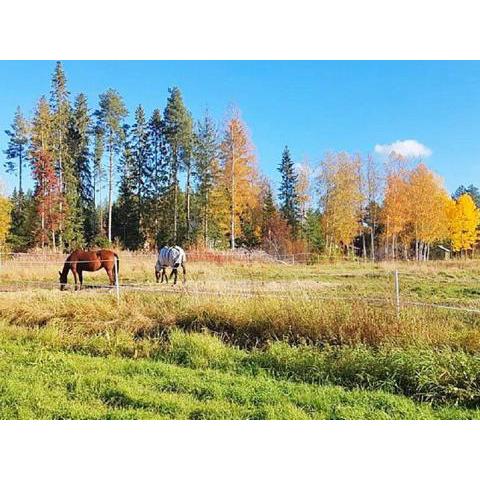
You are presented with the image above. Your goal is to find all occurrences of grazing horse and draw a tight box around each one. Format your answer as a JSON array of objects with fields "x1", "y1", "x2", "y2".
[
  {"x1": 155, "y1": 246, "x2": 186, "y2": 285},
  {"x1": 59, "y1": 249, "x2": 119, "y2": 291}
]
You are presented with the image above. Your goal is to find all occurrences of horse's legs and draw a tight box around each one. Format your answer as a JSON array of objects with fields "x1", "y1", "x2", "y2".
[
  {"x1": 155, "y1": 268, "x2": 160, "y2": 283},
  {"x1": 78, "y1": 270, "x2": 83, "y2": 290},
  {"x1": 105, "y1": 266, "x2": 114, "y2": 286},
  {"x1": 182, "y1": 263, "x2": 186, "y2": 284},
  {"x1": 163, "y1": 267, "x2": 168, "y2": 284},
  {"x1": 170, "y1": 268, "x2": 178, "y2": 285},
  {"x1": 72, "y1": 269, "x2": 79, "y2": 291}
]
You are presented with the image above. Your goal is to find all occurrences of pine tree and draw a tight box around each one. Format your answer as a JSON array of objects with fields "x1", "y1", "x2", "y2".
[
  {"x1": 69, "y1": 93, "x2": 94, "y2": 245},
  {"x1": 194, "y1": 112, "x2": 220, "y2": 246},
  {"x1": 4, "y1": 107, "x2": 29, "y2": 194},
  {"x1": 95, "y1": 89, "x2": 128, "y2": 242},
  {"x1": 278, "y1": 146, "x2": 300, "y2": 235},
  {"x1": 93, "y1": 125, "x2": 106, "y2": 239},
  {"x1": 163, "y1": 87, "x2": 192, "y2": 243}
]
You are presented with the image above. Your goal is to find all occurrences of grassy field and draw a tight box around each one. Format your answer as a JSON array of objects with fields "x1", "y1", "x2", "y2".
[{"x1": 1, "y1": 257, "x2": 480, "y2": 419}]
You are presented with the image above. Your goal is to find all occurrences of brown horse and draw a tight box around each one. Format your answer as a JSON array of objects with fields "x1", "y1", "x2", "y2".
[{"x1": 59, "y1": 249, "x2": 119, "y2": 291}]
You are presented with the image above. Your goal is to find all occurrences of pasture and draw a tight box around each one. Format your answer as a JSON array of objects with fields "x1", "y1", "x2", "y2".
[{"x1": 1, "y1": 253, "x2": 480, "y2": 419}]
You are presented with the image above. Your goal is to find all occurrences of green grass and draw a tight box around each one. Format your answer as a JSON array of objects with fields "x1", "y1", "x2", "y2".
[
  {"x1": 1, "y1": 326, "x2": 480, "y2": 419},
  {"x1": 1, "y1": 325, "x2": 480, "y2": 418},
  {"x1": 2, "y1": 258, "x2": 480, "y2": 419}
]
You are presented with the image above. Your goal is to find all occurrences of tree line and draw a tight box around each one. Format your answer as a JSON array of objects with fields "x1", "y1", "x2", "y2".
[{"x1": 2, "y1": 62, "x2": 480, "y2": 259}]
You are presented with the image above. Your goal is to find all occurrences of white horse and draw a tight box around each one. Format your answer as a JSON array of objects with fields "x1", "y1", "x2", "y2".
[{"x1": 155, "y1": 246, "x2": 187, "y2": 285}]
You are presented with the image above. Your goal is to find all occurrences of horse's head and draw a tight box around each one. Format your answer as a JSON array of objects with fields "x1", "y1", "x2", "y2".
[{"x1": 59, "y1": 270, "x2": 67, "y2": 291}]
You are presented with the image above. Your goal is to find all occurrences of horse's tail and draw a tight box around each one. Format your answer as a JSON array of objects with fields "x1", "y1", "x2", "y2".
[{"x1": 114, "y1": 253, "x2": 119, "y2": 274}]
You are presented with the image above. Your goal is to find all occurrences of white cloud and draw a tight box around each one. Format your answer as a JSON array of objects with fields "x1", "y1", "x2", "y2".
[{"x1": 374, "y1": 139, "x2": 432, "y2": 159}]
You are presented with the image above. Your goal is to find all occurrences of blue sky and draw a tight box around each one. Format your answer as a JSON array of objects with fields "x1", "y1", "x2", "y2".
[{"x1": 1, "y1": 60, "x2": 480, "y2": 195}]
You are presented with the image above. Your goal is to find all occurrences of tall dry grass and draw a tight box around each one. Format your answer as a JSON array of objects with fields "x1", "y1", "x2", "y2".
[{"x1": 0, "y1": 288, "x2": 478, "y2": 351}]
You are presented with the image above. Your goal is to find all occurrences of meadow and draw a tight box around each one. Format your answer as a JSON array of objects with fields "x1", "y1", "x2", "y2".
[{"x1": 1, "y1": 255, "x2": 480, "y2": 419}]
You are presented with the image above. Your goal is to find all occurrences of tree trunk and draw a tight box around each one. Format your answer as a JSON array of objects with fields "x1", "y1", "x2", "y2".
[
  {"x1": 107, "y1": 137, "x2": 113, "y2": 243},
  {"x1": 204, "y1": 191, "x2": 209, "y2": 246},
  {"x1": 172, "y1": 147, "x2": 178, "y2": 244},
  {"x1": 58, "y1": 132, "x2": 64, "y2": 250},
  {"x1": 370, "y1": 225, "x2": 375, "y2": 261},
  {"x1": 41, "y1": 211, "x2": 45, "y2": 249},
  {"x1": 19, "y1": 148, "x2": 23, "y2": 195},
  {"x1": 362, "y1": 231, "x2": 367, "y2": 261},
  {"x1": 173, "y1": 176, "x2": 178, "y2": 243},
  {"x1": 230, "y1": 129, "x2": 235, "y2": 250},
  {"x1": 186, "y1": 161, "x2": 191, "y2": 242}
]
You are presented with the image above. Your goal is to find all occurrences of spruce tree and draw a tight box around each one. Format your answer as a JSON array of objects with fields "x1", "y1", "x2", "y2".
[
  {"x1": 466, "y1": 184, "x2": 480, "y2": 207},
  {"x1": 194, "y1": 113, "x2": 219, "y2": 245},
  {"x1": 113, "y1": 124, "x2": 142, "y2": 249},
  {"x1": 261, "y1": 183, "x2": 276, "y2": 239},
  {"x1": 95, "y1": 89, "x2": 128, "y2": 242},
  {"x1": 4, "y1": 107, "x2": 29, "y2": 194},
  {"x1": 453, "y1": 185, "x2": 467, "y2": 200},
  {"x1": 7, "y1": 189, "x2": 38, "y2": 251},
  {"x1": 163, "y1": 87, "x2": 192, "y2": 243},
  {"x1": 278, "y1": 146, "x2": 300, "y2": 235},
  {"x1": 50, "y1": 61, "x2": 75, "y2": 248},
  {"x1": 69, "y1": 93, "x2": 94, "y2": 245},
  {"x1": 131, "y1": 105, "x2": 151, "y2": 245},
  {"x1": 304, "y1": 209, "x2": 325, "y2": 253},
  {"x1": 145, "y1": 109, "x2": 169, "y2": 247}
]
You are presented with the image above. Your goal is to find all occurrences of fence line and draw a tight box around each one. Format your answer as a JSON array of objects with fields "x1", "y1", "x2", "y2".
[{"x1": 0, "y1": 258, "x2": 479, "y2": 316}]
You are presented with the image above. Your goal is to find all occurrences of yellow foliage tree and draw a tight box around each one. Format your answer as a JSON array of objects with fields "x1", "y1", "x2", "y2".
[
  {"x1": 0, "y1": 195, "x2": 12, "y2": 250},
  {"x1": 407, "y1": 163, "x2": 450, "y2": 260},
  {"x1": 318, "y1": 152, "x2": 363, "y2": 255},
  {"x1": 382, "y1": 155, "x2": 411, "y2": 259},
  {"x1": 447, "y1": 193, "x2": 479, "y2": 254},
  {"x1": 296, "y1": 159, "x2": 311, "y2": 221},
  {"x1": 220, "y1": 112, "x2": 261, "y2": 249}
]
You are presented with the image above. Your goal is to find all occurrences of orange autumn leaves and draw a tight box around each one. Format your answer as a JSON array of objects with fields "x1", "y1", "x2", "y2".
[
  {"x1": 319, "y1": 153, "x2": 479, "y2": 258},
  {"x1": 383, "y1": 162, "x2": 479, "y2": 255},
  {"x1": 219, "y1": 113, "x2": 261, "y2": 247}
]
